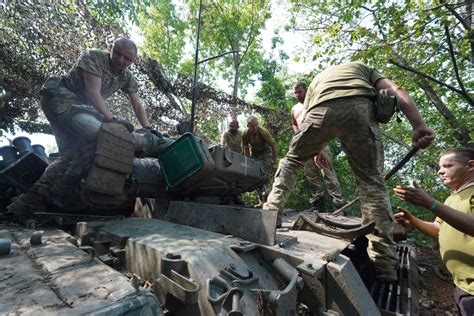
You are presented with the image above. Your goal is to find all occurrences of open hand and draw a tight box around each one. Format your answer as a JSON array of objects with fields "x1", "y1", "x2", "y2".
[{"x1": 393, "y1": 181, "x2": 434, "y2": 208}]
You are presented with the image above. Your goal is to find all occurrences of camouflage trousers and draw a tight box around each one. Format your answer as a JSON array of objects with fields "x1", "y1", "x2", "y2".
[
  {"x1": 7, "y1": 87, "x2": 98, "y2": 214},
  {"x1": 304, "y1": 146, "x2": 345, "y2": 207},
  {"x1": 252, "y1": 150, "x2": 274, "y2": 199},
  {"x1": 264, "y1": 97, "x2": 397, "y2": 273}
]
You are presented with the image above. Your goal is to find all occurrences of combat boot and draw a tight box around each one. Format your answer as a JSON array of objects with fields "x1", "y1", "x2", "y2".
[{"x1": 7, "y1": 192, "x2": 46, "y2": 215}]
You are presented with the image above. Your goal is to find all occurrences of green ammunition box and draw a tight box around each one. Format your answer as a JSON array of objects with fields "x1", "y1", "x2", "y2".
[{"x1": 159, "y1": 133, "x2": 215, "y2": 188}]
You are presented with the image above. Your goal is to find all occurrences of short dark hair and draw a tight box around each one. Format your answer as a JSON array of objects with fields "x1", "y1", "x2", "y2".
[
  {"x1": 113, "y1": 37, "x2": 138, "y2": 56},
  {"x1": 294, "y1": 81, "x2": 306, "y2": 90},
  {"x1": 440, "y1": 147, "x2": 474, "y2": 163}
]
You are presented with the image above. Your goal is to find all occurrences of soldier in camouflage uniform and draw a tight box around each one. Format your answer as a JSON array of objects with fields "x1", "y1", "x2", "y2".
[
  {"x1": 220, "y1": 119, "x2": 242, "y2": 153},
  {"x1": 264, "y1": 62, "x2": 435, "y2": 281},
  {"x1": 8, "y1": 37, "x2": 154, "y2": 215},
  {"x1": 292, "y1": 82, "x2": 346, "y2": 211},
  {"x1": 242, "y1": 116, "x2": 278, "y2": 208}
]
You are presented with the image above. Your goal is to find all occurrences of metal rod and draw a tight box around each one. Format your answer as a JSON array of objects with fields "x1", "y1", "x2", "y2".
[
  {"x1": 190, "y1": 0, "x2": 203, "y2": 133},
  {"x1": 198, "y1": 50, "x2": 239, "y2": 64},
  {"x1": 331, "y1": 147, "x2": 419, "y2": 216}
]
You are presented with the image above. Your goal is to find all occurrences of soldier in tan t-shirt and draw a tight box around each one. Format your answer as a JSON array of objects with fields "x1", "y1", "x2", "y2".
[
  {"x1": 394, "y1": 148, "x2": 474, "y2": 314},
  {"x1": 220, "y1": 119, "x2": 242, "y2": 153},
  {"x1": 242, "y1": 115, "x2": 277, "y2": 208}
]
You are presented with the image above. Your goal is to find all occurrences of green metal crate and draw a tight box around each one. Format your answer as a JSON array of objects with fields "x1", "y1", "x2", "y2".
[{"x1": 159, "y1": 133, "x2": 215, "y2": 188}]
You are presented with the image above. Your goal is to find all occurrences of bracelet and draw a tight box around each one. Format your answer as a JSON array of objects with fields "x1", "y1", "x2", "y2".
[{"x1": 429, "y1": 201, "x2": 438, "y2": 212}]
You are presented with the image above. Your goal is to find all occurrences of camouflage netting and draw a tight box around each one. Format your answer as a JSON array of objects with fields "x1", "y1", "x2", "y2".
[{"x1": 0, "y1": 2, "x2": 289, "y2": 142}]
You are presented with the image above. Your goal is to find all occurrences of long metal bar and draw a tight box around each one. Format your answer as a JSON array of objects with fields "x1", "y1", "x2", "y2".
[{"x1": 190, "y1": 0, "x2": 203, "y2": 133}]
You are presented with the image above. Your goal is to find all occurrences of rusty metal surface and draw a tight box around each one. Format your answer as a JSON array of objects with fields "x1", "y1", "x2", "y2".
[
  {"x1": 79, "y1": 217, "x2": 358, "y2": 315},
  {"x1": 0, "y1": 224, "x2": 162, "y2": 315}
]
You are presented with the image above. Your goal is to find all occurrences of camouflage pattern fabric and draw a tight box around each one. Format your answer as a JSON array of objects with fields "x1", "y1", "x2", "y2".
[
  {"x1": 264, "y1": 96, "x2": 398, "y2": 273},
  {"x1": 304, "y1": 146, "x2": 345, "y2": 207},
  {"x1": 252, "y1": 150, "x2": 274, "y2": 197},
  {"x1": 7, "y1": 49, "x2": 137, "y2": 215}
]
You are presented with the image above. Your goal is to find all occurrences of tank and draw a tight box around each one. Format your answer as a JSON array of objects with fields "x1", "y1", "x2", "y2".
[{"x1": 0, "y1": 133, "x2": 419, "y2": 315}]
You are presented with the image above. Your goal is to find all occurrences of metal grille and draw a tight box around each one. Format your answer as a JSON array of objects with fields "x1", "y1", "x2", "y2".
[{"x1": 370, "y1": 244, "x2": 419, "y2": 315}]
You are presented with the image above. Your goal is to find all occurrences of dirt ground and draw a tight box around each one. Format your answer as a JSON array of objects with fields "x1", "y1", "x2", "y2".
[{"x1": 416, "y1": 246, "x2": 459, "y2": 315}]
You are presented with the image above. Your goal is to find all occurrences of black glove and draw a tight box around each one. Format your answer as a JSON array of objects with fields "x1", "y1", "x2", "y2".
[
  {"x1": 110, "y1": 117, "x2": 134, "y2": 133},
  {"x1": 145, "y1": 126, "x2": 163, "y2": 138}
]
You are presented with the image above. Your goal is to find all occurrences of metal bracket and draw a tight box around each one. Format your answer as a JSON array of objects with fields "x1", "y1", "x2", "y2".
[
  {"x1": 207, "y1": 275, "x2": 244, "y2": 316},
  {"x1": 252, "y1": 274, "x2": 302, "y2": 316},
  {"x1": 230, "y1": 241, "x2": 258, "y2": 253},
  {"x1": 220, "y1": 264, "x2": 259, "y2": 287},
  {"x1": 158, "y1": 270, "x2": 200, "y2": 304}
]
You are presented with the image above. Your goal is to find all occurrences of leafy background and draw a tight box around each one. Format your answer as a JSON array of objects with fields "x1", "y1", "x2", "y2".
[{"x1": 1, "y1": 0, "x2": 473, "y2": 246}]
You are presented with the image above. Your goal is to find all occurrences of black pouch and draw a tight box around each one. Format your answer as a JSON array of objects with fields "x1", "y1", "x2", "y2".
[
  {"x1": 375, "y1": 89, "x2": 398, "y2": 123},
  {"x1": 39, "y1": 76, "x2": 63, "y2": 97}
]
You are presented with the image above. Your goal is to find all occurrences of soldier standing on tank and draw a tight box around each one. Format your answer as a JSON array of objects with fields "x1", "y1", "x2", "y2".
[
  {"x1": 264, "y1": 62, "x2": 435, "y2": 282},
  {"x1": 292, "y1": 82, "x2": 346, "y2": 212},
  {"x1": 8, "y1": 37, "x2": 157, "y2": 215},
  {"x1": 242, "y1": 116, "x2": 278, "y2": 208},
  {"x1": 220, "y1": 119, "x2": 242, "y2": 153}
]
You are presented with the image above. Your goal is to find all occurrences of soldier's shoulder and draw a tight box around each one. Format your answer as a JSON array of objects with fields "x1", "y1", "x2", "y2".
[
  {"x1": 259, "y1": 126, "x2": 271, "y2": 135},
  {"x1": 79, "y1": 49, "x2": 108, "y2": 64},
  {"x1": 83, "y1": 48, "x2": 108, "y2": 58}
]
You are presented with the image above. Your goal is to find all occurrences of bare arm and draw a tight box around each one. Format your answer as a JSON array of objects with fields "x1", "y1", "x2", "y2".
[
  {"x1": 432, "y1": 202, "x2": 474, "y2": 236},
  {"x1": 129, "y1": 93, "x2": 150, "y2": 128},
  {"x1": 291, "y1": 108, "x2": 299, "y2": 134},
  {"x1": 394, "y1": 207, "x2": 440, "y2": 238},
  {"x1": 220, "y1": 133, "x2": 226, "y2": 145},
  {"x1": 83, "y1": 72, "x2": 114, "y2": 121},
  {"x1": 375, "y1": 78, "x2": 435, "y2": 149},
  {"x1": 270, "y1": 140, "x2": 277, "y2": 164},
  {"x1": 394, "y1": 182, "x2": 474, "y2": 236}
]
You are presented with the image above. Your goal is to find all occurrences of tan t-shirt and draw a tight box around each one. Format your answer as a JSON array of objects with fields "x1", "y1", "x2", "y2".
[
  {"x1": 304, "y1": 62, "x2": 385, "y2": 111},
  {"x1": 241, "y1": 126, "x2": 274, "y2": 157},
  {"x1": 435, "y1": 184, "x2": 474, "y2": 294},
  {"x1": 221, "y1": 130, "x2": 242, "y2": 153}
]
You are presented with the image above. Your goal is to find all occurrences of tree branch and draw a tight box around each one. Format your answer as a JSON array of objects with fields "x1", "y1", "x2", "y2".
[
  {"x1": 389, "y1": 59, "x2": 465, "y2": 96},
  {"x1": 198, "y1": 50, "x2": 239, "y2": 65},
  {"x1": 444, "y1": 23, "x2": 473, "y2": 106}
]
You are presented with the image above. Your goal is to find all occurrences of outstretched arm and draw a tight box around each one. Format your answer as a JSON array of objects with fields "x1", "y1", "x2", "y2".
[
  {"x1": 394, "y1": 182, "x2": 474, "y2": 236},
  {"x1": 375, "y1": 78, "x2": 435, "y2": 149},
  {"x1": 394, "y1": 207, "x2": 440, "y2": 238}
]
